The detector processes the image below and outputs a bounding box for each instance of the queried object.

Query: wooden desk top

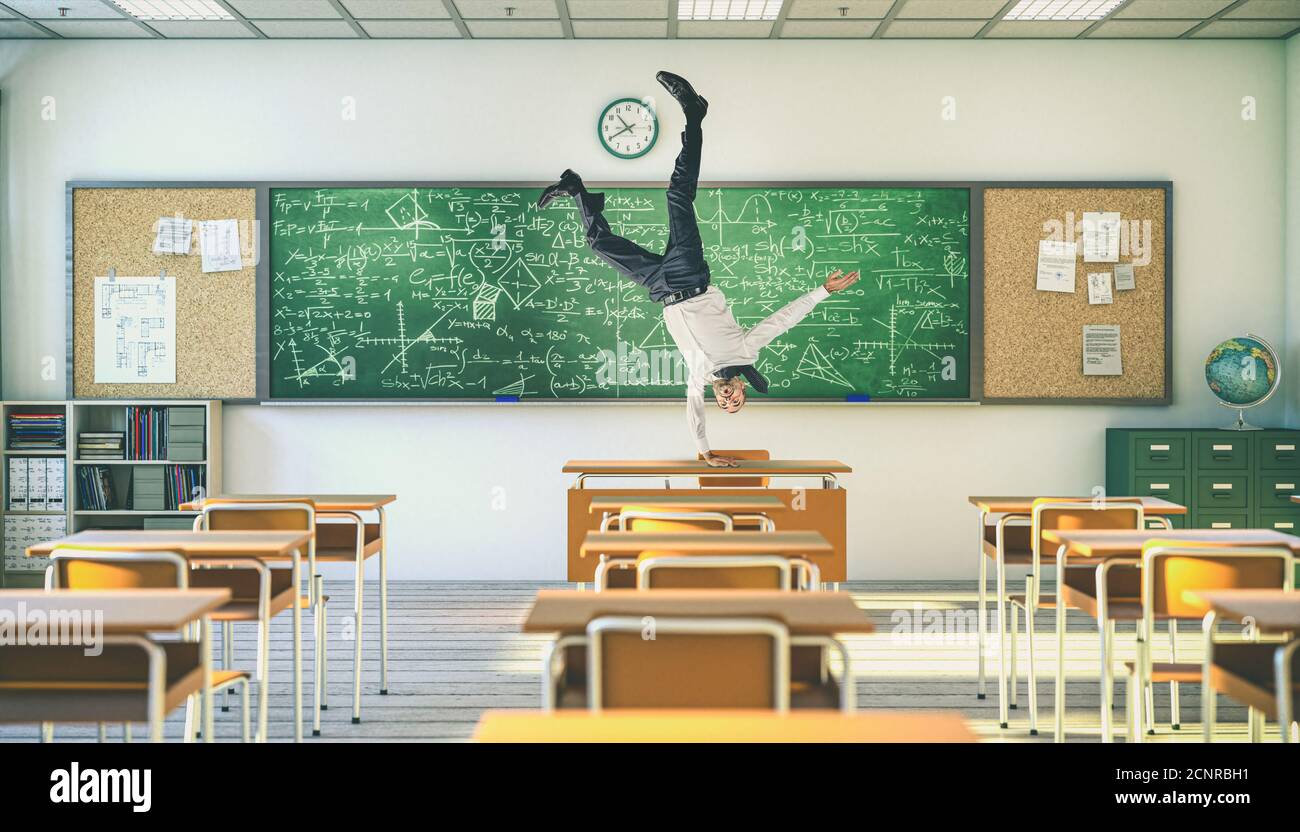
[968,496,1187,515]
[473,709,975,743]
[0,589,230,634]
[1190,589,1300,633]
[580,530,832,559]
[523,589,873,635]
[26,530,312,559]
[564,459,852,475]
[1041,528,1300,560]
[1291,495,1300,505]
[588,494,787,514]
[180,493,395,511]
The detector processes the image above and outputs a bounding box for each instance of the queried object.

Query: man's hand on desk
[703,452,740,468]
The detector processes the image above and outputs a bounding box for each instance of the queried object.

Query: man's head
[712,376,747,413]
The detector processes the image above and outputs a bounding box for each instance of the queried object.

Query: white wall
[1287,35,1300,423]
[0,39,1290,579]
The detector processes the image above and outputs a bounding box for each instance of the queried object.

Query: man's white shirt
[662,285,831,454]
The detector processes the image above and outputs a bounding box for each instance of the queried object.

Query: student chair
[697,449,770,489]
[29,549,251,743]
[194,500,330,738]
[595,504,733,589]
[636,553,820,591]
[541,615,853,711]
[1115,542,1295,743]
[1201,626,1300,743]
[1007,499,1145,739]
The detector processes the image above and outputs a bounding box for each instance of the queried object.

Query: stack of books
[125,406,167,460]
[164,465,205,511]
[7,412,66,450]
[76,465,117,511]
[77,432,125,460]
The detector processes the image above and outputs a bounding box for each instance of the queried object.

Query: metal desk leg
[977,510,987,700]
[293,549,303,743]
[1054,545,1067,743]
[202,615,214,744]
[378,505,389,695]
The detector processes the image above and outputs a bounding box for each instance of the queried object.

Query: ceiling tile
[1088,18,1199,36]
[677,19,773,35]
[252,18,359,34]
[0,19,51,35]
[571,18,668,34]
[455,0,558,18]
[566,0,668,18]
[227,0,340,18]
[1223,0,1300,18]
[40,18,153,35]
[894,0,1007,18]
[1113,0,1234,18]
[358,17,459,33]
[985,19,1092,36]
[341,0,451,17]
[881,18,984,35]
[4,0,121,18]
[1191,17,1300,34]
[786,0,892,17]
[779,18,878,34]
[464,17,563,33]
[147,19,258,35]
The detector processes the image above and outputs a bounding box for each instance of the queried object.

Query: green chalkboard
[269,185,970,400]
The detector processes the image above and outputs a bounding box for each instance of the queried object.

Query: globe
[1204,334,1280,430]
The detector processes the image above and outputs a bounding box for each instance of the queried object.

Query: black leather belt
[661,286,708,306]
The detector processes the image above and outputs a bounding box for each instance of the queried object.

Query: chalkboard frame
[256,180,982,404]
[65,179,1172,406]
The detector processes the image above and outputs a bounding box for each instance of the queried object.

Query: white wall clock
[598,97,658,160]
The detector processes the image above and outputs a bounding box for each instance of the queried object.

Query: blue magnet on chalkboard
[845,393,871,403]
[495,395,520,403]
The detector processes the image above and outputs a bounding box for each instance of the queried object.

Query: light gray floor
[0,581,1266,742]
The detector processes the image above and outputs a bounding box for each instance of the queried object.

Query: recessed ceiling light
[1002,0,1125,21]
[678,0,784,21]
[111,0,234,20]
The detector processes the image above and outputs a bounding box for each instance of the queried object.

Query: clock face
[598,98,658,160]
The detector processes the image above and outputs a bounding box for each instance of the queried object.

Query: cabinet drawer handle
[1212,483,1233,490]
[1212,454,1232,461]
[1275,522,1295,530]
[1149,444,1170,451]
[1212,444,1233,451]
[1210,522,1233,529]
[1276,444,1296,452]
[1276,483,1295,490]
[1148,483,1170,492]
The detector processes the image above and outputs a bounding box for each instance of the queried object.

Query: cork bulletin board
[981,184,1171,403]
[70,185,257,399]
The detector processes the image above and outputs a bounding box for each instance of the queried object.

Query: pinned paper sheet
[1083,324,1122,376]
[199,219,243,273]
[93,274,176,384]
[153,216,192,255]
[1036,240,1077,293]
[1114,262,1136,291]
[1083,212,1121,263]
[1087,272,1114,305]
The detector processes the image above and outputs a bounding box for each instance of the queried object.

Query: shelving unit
[0,399,221,587]
[1,401,70,587]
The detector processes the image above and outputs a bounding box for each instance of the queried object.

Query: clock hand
[608,125,634,140]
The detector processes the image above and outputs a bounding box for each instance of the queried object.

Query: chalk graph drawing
[93,275,176,384]
[269,186,970,399]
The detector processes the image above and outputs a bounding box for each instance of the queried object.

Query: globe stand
[1222,405,1261,431]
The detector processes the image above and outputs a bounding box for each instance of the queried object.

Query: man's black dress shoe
[537,169,585,209]
[656,70,708,122]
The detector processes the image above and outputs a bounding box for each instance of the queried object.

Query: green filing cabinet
[1106,428,1300,534]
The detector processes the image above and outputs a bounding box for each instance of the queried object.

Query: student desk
[473,709,975,743]
[1042,528,1300,743]
[0,588,230,743]
[566,460,851,583]
[524,588,872,636]
[182,493,396,694]
[967,495,1188,727]
[27,529,313,743]
[1189,589,1300,740]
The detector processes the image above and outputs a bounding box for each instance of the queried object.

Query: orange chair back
[1141,540,1292,620]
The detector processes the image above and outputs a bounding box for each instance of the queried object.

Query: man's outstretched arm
[744,269,860,351]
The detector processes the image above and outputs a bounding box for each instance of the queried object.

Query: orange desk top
[1042,528,1300,560]
[968,496,1187,515]
[564,459,852,475]
[580,530,832,559]
[523,589,873,635]
[1191,589,1300,633]
[0,589,230,634]
[26,530,312,559]
[180,493,395,511]
[473,709,975,743]
[588,494,787,514]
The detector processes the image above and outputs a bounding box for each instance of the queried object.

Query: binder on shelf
[8,457,27,511]
[28,459,46,512]
[46,458,65,512]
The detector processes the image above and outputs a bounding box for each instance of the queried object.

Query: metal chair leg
[1010,600,1019,710]
[222,620,233,713]
[378,505,389,695]
[313,574,324,738]
[977,511,988,700]
[97,723,107,743]
[353,561,364,724]
[241,679,251,743]
[1026,574,1039,735]
[256,619,269,743]
[1099,616,1113,742]
[1168,619,1181,730]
